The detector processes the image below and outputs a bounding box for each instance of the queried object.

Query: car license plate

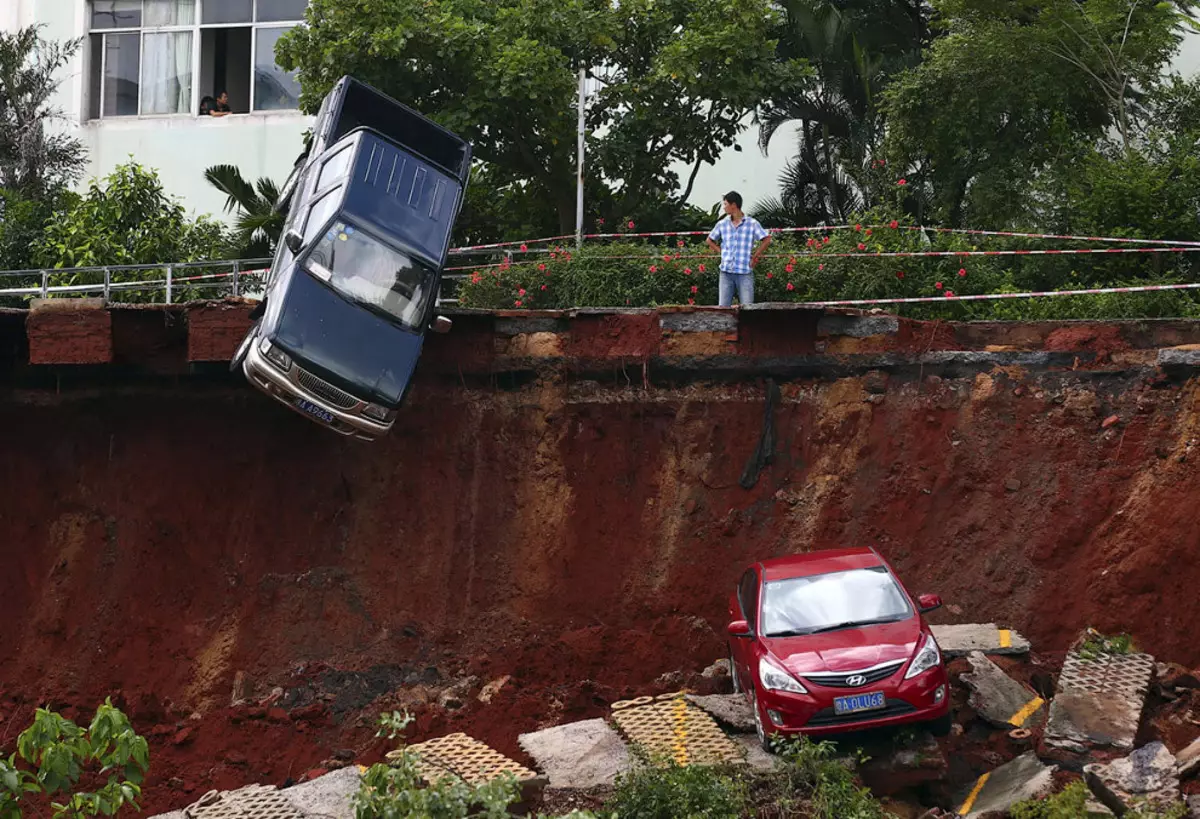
[833,691,886,715]
[294,397,335,425]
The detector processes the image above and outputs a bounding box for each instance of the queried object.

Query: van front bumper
[243,343,393,441]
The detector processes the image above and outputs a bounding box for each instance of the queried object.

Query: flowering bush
[454,210,1200,320]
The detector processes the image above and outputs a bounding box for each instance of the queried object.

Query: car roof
[757,547,886,582]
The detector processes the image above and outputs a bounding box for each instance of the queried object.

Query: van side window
[303,189,340,246]
[317,146,353,192]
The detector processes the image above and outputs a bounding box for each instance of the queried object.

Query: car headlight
[362,403,392,422]
[905,634,942,679]
[759,656,807,694]
[260,338,292,372]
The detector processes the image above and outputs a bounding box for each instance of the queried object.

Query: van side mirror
[917,594,942,614]
[284,229,303,254]
[431,315,452,334]
[727,620,753,639]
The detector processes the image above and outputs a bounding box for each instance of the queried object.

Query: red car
[727,547,951,747]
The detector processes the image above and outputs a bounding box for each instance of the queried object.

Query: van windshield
[303,219,434,331]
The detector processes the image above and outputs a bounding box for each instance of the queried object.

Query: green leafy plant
[606,750,747,819]
[1012,781,1187,818]
[1078,628,1136,661]
[769,735,892,819]
[203,165,284,258]
[0,698,150,819]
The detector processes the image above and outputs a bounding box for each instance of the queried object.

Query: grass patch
[1012,781,1187,818]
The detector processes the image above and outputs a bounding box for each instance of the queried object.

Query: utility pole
[576,67,586,249]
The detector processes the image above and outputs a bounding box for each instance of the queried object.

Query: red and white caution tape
[802,281,1200,308]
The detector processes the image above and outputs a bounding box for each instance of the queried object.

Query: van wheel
[230,322,259,375]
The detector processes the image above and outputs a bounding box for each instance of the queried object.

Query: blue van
[231,76,471,440]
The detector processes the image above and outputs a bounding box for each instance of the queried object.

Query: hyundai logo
[845,674,868,687]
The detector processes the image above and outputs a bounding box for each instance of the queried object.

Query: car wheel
[729,648,742,694]
[230,321,259,375]
[928,711,953,737]
[750,687,771,752]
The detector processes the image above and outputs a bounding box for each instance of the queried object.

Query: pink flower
[822,236,830,244]
[818,264,824,271]
[538,263,546,272]
[896,271,904,279]
[673,254,680,261]
[958,268,967,277]
[649,265,658,273]
[541,284,547,291]
[514,300,523,307]
[786,282,795,291]
[766,272,774,279]
[945,290,955,298]
[519,243,528,252]
[564,253,572,262]
[865,229,872,236]
[897,178,907,186]
[677,240,685,248]
[598,217,605,225]
[806,238,815,247]
[628,220,635,229]
[789,257,796,264]
[889,220,899,229]
[684,267,692,274]
[663,254,671,262]
[881,159,887,166]
[518,288,526,296]
[550,252,557,260]
[935,281,943,290]
[698,264,706,272]
[690,285,698,294]
[687,298,695,305]
[785,264,794,273]
[854,224,862,232]
[857,243,866,251]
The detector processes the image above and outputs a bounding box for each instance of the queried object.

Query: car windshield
[303,219,435,330]
[760,566,912,637]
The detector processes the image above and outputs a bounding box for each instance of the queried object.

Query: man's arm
[751,234,772,267]
[706,237,721,254]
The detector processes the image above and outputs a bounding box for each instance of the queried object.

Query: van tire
[230,321,260,375]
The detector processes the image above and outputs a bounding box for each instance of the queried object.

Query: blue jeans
[718,271,754,306]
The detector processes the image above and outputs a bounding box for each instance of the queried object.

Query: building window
[88,0,306,119]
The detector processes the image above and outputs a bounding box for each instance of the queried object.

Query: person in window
[206,91,231,117]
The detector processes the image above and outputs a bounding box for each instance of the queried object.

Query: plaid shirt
[708,216,769,274]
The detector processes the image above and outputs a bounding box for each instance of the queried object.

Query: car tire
[729,648,742,694]
[750,687,771,752]
[230,321,260,375]
[928,711,953,737]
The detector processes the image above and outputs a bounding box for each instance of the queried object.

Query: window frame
[87,0,307,120]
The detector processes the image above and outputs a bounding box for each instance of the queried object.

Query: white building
[3,1,1198,225]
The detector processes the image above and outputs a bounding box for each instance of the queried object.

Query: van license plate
[294,398,335,424]
[833,691,886,715]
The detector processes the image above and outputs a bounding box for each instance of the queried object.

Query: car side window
[738,569,759,632]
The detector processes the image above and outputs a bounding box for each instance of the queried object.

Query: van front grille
[296,367,358,409]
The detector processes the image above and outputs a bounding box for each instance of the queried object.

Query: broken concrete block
[816,314,900,338]
[857,733,948,797]
[732,735,778,773]
[961,651,1046,729]
[517,718,632,789]
[282,766,362,819]
[1188,794,1200,818]
[1085,742,1182,816]
[931,624,1031,658]
[685,694,754,733]
[1176,735,1200,778]
[954,751,1056,818]
[1045,650,1154,753]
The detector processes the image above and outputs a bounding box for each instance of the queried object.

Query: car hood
[763,618,922,675]
[272,266,423,406]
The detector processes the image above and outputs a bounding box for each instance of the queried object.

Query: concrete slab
[961,651,1046,728]
[660,312,738,333]
[857,733,948,797]
[518,719,633,789]
[1177,735,1200,778]
[282,766,362,819]
[931,624,1031,658]
[733,735,777,772]
[1085,741,1182,815]
[685,694,755,733]
[1045,650,1154,753]
[816,315,900,338]
[954,751,1056,818]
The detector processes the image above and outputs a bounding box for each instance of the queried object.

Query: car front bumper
[243,342,393,441]
[757,667,950,737]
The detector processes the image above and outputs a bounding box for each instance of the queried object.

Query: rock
[1176,735,1200,778]
[655,670,685,689]
[1004,478,1022,492]
[866,393,886,405]
[437,677,478,710]
[224,751,248,766]
[701,659,730,679]
[231,671,252,706]
[858,733,948,797]
[863,370,889,394]
[477,675,511,704]
[732,734,778,773]
[266,707,289,723]
[960,651,1046,728]
[283,766,362,819]
[1188,794,1200,818]
[332,749,354,762]
[931,624,1031,657]
[953,751,1055,818]
[171,727,194,746]
[685,694,755,733]
[1101,414,1120,429]
[1085,741,1181,815]
[517,719,632,789]
[1159,662,1200,692]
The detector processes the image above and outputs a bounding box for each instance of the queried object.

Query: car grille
[296,367,358,410]
[803,661,905,689]
[806,700,917,727]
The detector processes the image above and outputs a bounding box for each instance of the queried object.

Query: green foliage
[1079,628,1136,661]
[353,757,521,819]
[0,25,86,197]
[276,0,807,231]
[768,736,891,819]
[606,753,746,819]
[203,165,284,257]
[1012,781,1187,818]
[0,699,150,819]
[0,187,65,271]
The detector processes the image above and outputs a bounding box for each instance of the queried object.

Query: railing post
[232,260,240,298]
[165,265,173,304]
[40,270,48,298]
[103,267,111,302]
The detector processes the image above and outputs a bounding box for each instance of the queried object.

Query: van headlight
[362,403,392,422]
[260,338,292,372]
[759,656,807,694]
[905,634,942,679]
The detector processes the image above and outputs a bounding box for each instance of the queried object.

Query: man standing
[706,191,771,306]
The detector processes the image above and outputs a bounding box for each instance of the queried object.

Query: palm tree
[203,164,284,257]
[753,0,928,226]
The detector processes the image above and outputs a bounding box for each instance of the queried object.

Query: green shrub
[1012,781,1187,818]
[606,755,746,819]
[1078,628,1136,661]
[770,736,891,819]
[0,698,150,819]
